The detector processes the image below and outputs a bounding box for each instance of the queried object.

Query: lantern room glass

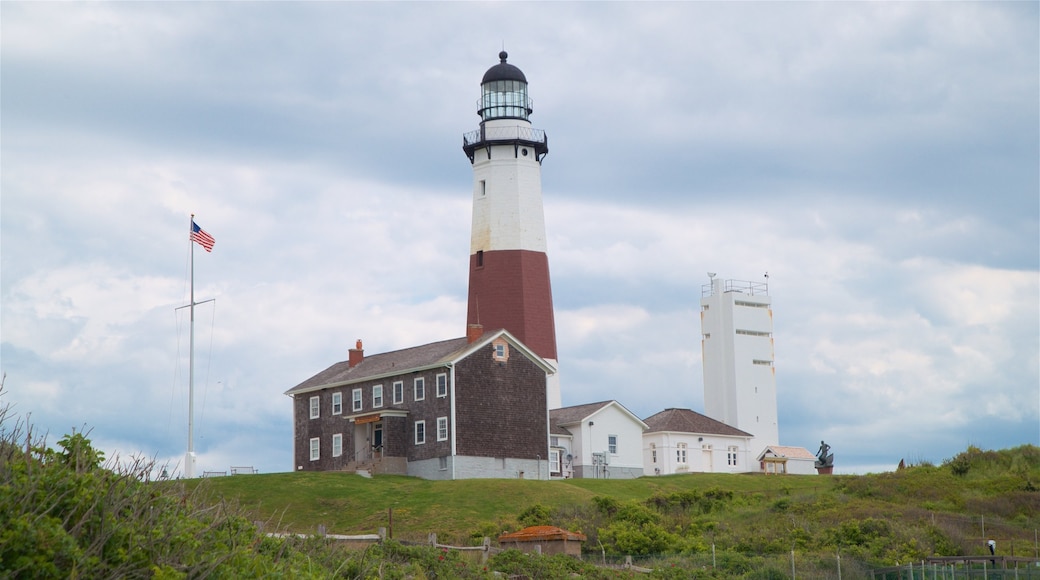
[481,79,529,121]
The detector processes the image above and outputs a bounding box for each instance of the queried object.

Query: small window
[437,417,448,441]
[332,434,343,458]
[651,443,657,463]
[309,437,320,461]
[677,443,687,464]
[727,446,738,467]
[352,388,363,412]
[436,373,448,397]
[393,381,404,404]
[549,449,560,474]
[414,377,425,401]
[415,420,426,445]
[373,384,383,408]
[439,456,448,470]
[550,436,559,447]
[476,250,484,267]
[309,396,320,419]
[492,339,510,362]
[608,435,618,454]
[331,392,342,415]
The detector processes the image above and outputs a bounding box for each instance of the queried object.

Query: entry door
[373,422,383,455]
[702,445,714,472]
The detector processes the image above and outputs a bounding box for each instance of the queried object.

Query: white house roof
[757,445,817,461]
[643,407,753,438]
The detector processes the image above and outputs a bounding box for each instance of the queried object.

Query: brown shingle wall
[293,368,454,470]
[293,392,350,471]
[454,343,548,459]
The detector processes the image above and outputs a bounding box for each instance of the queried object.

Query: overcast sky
[2,2,1037,476]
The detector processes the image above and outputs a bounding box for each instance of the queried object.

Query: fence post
[428,532,437,546]
[482,537,490,564]
[317,524,326,537]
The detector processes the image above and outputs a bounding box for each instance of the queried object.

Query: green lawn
[192,470,836,540]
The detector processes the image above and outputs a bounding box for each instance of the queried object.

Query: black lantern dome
[481,51,527,84]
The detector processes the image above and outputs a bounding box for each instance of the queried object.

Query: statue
[815,440,834,468]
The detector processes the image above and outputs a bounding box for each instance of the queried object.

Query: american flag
[191,220,215,252]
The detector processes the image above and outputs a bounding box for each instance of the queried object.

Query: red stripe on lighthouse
[467,249,557,361]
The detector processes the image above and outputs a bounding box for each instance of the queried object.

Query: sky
[2,2,1037,476]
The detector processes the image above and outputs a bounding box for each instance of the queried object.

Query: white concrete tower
[463,52,561,409]
[700,276,779,456]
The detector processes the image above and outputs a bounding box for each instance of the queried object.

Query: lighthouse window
[481,80,529,120]
[476,250,484,267]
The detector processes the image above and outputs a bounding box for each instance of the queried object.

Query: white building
[642,408,754,475]
[757,445,817,475]
[550,401,647,479]
[701,276,779,458]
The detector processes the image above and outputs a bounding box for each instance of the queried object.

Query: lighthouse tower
[700,276,779,456]
[463,52,561,409]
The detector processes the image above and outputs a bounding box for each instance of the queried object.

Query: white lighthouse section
[469,118,548,255]
[700,277,779,456]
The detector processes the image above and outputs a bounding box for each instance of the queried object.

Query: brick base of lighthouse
[467,249,557,362]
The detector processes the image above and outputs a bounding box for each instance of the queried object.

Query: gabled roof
[284,329,553,396]
[550,400,648,431]
[757,445,816,461]
[643,408,753,438]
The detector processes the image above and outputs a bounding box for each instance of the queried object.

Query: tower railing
[463,125,549,163]
[702,279,769,298]
[463,126,546,148]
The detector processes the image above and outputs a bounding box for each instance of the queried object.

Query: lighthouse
[463,52,562,409]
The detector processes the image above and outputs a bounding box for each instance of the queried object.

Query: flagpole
[187,213,196,479]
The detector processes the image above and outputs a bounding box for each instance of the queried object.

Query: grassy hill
[193,444,1040,572]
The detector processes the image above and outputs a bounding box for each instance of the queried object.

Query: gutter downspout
[448,363,457,481]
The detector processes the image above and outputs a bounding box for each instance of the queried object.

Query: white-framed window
[436,373,448,397]
[677,443,688,464]
[494,344,507,359]
[414,377,425,401]
[608,435,618,454]
[437,417,448,441]
[309,396,320,419]
[549,449,561,474]
[309,437,320,461]
[415,420,426,445]
[352,388,363,412]
[373,384,383,408]
[651,443,657,463]
[393,381,404,404]
[727,446,738,467]
[331,392,342,415]
[332,434,343,458]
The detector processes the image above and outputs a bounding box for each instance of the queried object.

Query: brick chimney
[466,324,483,343]
[348,339,364,368]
